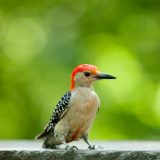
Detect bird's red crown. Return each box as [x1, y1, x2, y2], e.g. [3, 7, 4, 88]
[71, 64, 98, 90]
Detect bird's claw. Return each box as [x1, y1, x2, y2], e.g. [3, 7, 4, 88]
[88, 145, 104, 150]
[88, 145, 95, 150]
[65, 145, 78, 150]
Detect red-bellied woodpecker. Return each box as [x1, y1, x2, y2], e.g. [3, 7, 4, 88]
[35, 64, 116, 149]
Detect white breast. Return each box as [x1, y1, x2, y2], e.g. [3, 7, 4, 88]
[70, 87, 100, 112]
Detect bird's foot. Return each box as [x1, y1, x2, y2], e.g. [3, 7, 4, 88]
[88, 145, 95, 150]
[65, 145, 78, 150]
[88, 145, 104, 150]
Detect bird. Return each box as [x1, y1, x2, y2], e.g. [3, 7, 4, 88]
[35, 64, 116, 149]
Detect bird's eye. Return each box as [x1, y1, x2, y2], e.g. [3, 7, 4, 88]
[84, 72, 91, 77]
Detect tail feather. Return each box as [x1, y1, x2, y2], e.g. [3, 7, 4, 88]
[35, 131, 48, 139]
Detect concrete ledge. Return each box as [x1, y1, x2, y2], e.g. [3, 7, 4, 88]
[1, 141, 160, 160]
[1, 150, 160, 160]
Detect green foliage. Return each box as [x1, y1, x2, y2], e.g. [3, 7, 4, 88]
[0, 0, 160, 139]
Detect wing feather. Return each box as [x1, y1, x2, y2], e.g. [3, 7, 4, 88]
[35, 91, 71, 139]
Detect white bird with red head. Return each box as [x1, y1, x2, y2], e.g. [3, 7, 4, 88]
[36, 64, 116, 149]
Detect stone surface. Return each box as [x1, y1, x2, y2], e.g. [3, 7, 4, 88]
[1, 141, 160, 160]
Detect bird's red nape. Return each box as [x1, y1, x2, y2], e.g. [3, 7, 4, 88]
[70, 64, 98, 90]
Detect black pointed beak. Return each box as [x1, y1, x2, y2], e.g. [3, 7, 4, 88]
[95, 73, 116, 79]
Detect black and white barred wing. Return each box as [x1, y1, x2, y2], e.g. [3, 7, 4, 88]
[44, 91, 71, 132]
[35, 91, 71, 139]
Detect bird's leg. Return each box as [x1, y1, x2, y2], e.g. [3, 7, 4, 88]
[62, 141, 78, 150]
[82, 135, 95, 150]
[60, 137, 78, 150]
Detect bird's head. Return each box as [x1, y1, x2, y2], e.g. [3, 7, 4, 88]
[71, 64, 116, 90]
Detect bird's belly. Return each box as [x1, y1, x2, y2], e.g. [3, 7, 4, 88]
[65, 96, 99, 142]
[54, 88, 100, 143]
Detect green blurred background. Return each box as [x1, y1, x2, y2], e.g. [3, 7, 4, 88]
[0, 0, 160, 140]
